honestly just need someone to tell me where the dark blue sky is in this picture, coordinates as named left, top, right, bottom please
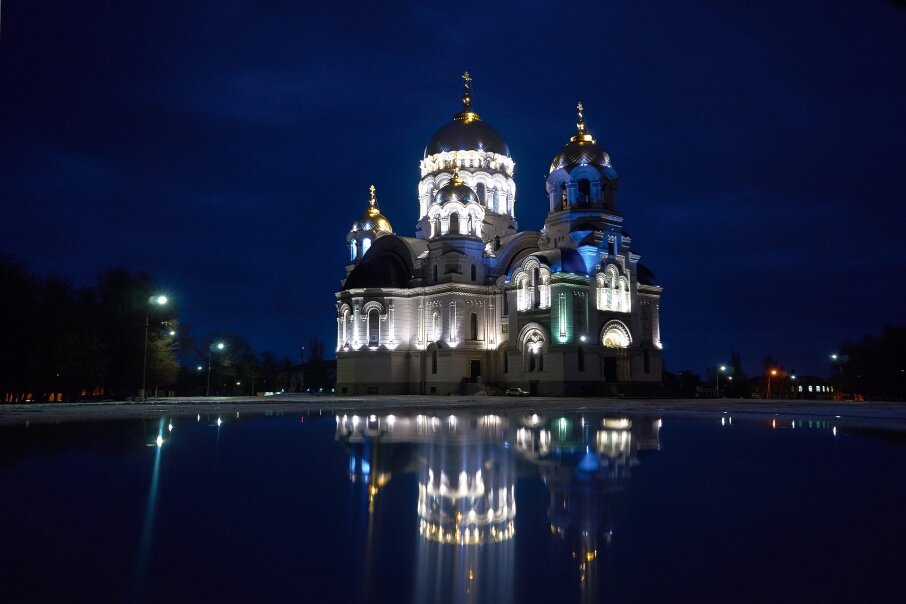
left=1, top=1, right=904, bottom=377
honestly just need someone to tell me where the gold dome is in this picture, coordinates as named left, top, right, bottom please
left=351, top=185, right=393, bottom=234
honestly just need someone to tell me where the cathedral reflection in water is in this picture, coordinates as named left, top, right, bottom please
left=336, top=409, right=661, bottom=602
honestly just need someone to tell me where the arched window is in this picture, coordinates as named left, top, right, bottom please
left=471, top=264, right=476, bottom=281
left=578, top=346, right=585, bottom=372
left=361, top=237, right=371, bottom=255
left=434, top=216, right=442, bottom=238
left=349, top=240, right=357, bottom=262
left=341, top=309, right=349, bottom=343
left=432, top=311, right=440, bottom=341
left=470, top=312, right=478, bottom=340
left=449, top=213, right=460, bottom=235
left=532, top=268, right=541, bottom=308
left=476, top=182, right=486, bottom=205
left=503, top=349, right=509, bottom=373
left=368, top=309, right=379, bottom=345
left=578, top=179, right=591, bottom=204
left=601, top=321, right=631, bottom=349
left=431, top=350, right=438, bottom=374
left=560, top=184, right=567, bottom=210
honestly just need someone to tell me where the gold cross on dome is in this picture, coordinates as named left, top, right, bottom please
left=369, top=184, right=376, bottom=205
left=463, top=71, right=471, bottom=87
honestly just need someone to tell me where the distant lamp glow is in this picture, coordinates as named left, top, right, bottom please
left=197, top=365, right=203, bottom=371
left=217, top=342, right=225, bottom=351
left=770, top=369, right=777, bottom=376
left=155, top=435, right=163, bottom=447
left=217, top=417, right=222, bottom=427
left=154, top=295, right=168, bottom=306
left=169, top=330, right=176, bottom=336
left=168, top=422, right=173, bottom=432
left=830, top=353, right=838, bottom=360
left=719, top=365, right=726, bottom=372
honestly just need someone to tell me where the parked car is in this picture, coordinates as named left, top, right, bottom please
left=506, top=387, right=529, bottom=397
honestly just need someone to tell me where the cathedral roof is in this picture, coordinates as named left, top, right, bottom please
left=433, top=167, right=479, bottom=205
left=351, top=185, right=393, bottom=234
left=549, top=103, right=612, bottom=174
left=532, top=247, right=589, bottom=276
left=637, top=263, right=658, bottom=286
left=424, top=72, right=510, bottom=158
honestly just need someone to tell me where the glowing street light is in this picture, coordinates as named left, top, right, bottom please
left=206, top=341, right=227, bottom=396
left=767, top=368, right=778, bottom=399
left=715, top=365, right=727, bottom=398
left=142, top=295, right=169, bottom=401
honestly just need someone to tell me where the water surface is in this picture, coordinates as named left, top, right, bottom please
left=1, top=409, right=904, bottom=603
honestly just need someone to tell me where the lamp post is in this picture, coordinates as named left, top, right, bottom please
left=767, top=369, right=778, bottom=399
left=142, top=295, right=168, bottom=401
left=716, top=365, right=726, bottom=398
left=830, top=353, right=843, bottom=397
left=207, top=341, right=226, bottom=396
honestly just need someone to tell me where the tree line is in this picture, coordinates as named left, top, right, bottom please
left=0, top=255, right=326, bottom=402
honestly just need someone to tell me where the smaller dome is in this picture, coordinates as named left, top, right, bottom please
left=549, top=102, right=613, bottom=173
left=433, top=168, right=478, bottom=205
left=550, top=140, right=611, bottom=173
left=351, top=185, right=393, bottom=234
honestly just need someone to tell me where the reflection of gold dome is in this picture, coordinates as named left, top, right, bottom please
left=351, top=185, right=393, bottom=234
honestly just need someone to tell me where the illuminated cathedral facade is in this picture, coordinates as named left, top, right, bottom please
left=335, top=74, right=663, bottom=396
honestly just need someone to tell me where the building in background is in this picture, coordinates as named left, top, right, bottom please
left=335, top=74, right=663, bottom=395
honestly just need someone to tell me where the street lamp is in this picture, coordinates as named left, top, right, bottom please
left=207, top=341, right=226, bottom=396
left=716, top=365, right=727, bottom=398
left=767, top=369, right=778, bottom=399
left=142, top=295, right=168, bottom=401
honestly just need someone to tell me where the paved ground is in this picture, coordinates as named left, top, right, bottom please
left=2, top=394, right=905, bottom=430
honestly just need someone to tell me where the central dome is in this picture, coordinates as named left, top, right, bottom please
left=424, top=72, right=510, bottom=158
left=425, top=119, right=510, bottom=158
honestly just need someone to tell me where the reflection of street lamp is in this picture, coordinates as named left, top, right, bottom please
left=716, top=365, right=727, bottom=398
left=142, top=295, right=168, bottom=401
left=206, top=341, right=226, bottom=396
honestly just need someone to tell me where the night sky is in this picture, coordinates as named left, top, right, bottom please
left=1, top=1, right=904, bottom=377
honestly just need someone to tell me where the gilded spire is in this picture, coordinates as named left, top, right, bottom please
left=352, top=183, right=392, bottom=234
left=451, top=165, right=464, bottom=186
left=462, top=71, right=472, bottom=109
left=571, top=101, right=596, bottom=143
left=454, top=71, right=481, bottom=122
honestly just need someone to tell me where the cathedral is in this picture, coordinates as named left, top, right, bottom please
left=335, top=74, right=663, bottom=396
